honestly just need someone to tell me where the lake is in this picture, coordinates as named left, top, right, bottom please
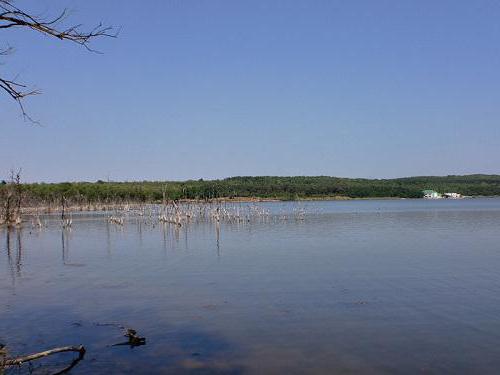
left=2, top=199, right=500, bottom=374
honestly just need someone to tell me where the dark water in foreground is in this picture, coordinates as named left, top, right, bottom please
left=2, top=199, right=500, bottom=374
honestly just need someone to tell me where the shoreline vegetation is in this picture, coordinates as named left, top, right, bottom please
left=2, top=174, right=500, bottom=223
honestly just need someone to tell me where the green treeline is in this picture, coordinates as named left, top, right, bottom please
left=3, top=174, right=500, bottom=205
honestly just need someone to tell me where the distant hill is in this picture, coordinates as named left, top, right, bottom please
left=11, top=174, right=500, bottom=205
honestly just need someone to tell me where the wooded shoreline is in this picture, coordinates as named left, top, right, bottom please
left=2, top=174, right=500, bottom=222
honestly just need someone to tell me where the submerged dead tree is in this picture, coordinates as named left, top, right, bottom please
left=0, top=169, right=23, bottom=226
left=0, top=0, right=117, bottom=120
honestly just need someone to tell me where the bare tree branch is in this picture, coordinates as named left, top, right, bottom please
left=0, top=0, right=117, bottom=122
left=0, top=76, right=40, bottom=122
left=0, top=1, right=117, bottom=50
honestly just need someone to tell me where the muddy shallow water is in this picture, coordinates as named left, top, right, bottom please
left=2, top=199, right=500, bottom=374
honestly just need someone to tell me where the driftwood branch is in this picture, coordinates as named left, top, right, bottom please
left=2, top=345, right=85, bottom=366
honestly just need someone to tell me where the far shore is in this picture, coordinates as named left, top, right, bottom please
left=15, top=195, right=493, bottom=217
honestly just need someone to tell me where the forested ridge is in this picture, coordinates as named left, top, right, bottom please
left=3, top=174, right=500, bottom=205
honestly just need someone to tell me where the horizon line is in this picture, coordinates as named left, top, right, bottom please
left=13, top=173, right=500, bottom=184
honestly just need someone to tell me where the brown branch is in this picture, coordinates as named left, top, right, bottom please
left=2, top=345, right=85, bottom=366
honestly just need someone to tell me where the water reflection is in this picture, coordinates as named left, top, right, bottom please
left=106, top=220, right=112, bottom=257
left=161, top=222, right=167, bottom=254
left=15, top=229, right=22, bottom=276
left=216, top=221, right=221, bottom=257
left=61, top=228, right=85, bottom=267
left=4, top=228, right=23, bottom=286
left=61, top=228, right=70, bottom=264
left=3, top=200, right=500, bottom=373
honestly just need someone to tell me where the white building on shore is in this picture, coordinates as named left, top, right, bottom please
left=444, top=192, right=462, bottom=199
left=422, top=190, right=442, bottom=199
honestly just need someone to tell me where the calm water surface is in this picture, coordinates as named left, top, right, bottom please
left=2, top=199, right=500, bottom=374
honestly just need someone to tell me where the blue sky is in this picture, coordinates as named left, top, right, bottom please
left=1, top=0, right=499, bottom=182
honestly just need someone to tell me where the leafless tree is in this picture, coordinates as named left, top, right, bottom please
left=0, top=0, right=117, bottom=121
left=0, top=168, right=22, bottom=226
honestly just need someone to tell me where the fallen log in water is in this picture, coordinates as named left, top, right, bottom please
left=2, top=345, right=85, bottom=367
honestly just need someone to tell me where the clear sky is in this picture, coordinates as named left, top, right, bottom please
left=1, top=0, right=499, bottom=182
